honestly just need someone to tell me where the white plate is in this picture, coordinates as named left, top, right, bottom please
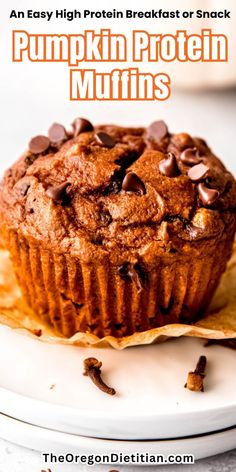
left=0, top=413, right=235, bottom=463
left=0, top=325, right=235, bottom=440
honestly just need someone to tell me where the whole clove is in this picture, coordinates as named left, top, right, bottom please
left=184, top=355, right=207, bottom=392
left=83, top=357, right=116, bottom=395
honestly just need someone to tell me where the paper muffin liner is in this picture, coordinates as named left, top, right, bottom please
left=0, top=230, right=235, bottom=349
left=5, top=228, right=233, bottom=338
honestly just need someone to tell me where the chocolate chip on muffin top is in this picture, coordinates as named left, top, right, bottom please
left=1, top=118, right=235, bottom=263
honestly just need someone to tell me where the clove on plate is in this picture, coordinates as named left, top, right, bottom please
left=185, top=355, right=207, bottom=392
left=83, top=357, right=116, bottom=395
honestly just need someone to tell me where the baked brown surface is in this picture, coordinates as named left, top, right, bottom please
left=0, top=119, right=236, bottom=337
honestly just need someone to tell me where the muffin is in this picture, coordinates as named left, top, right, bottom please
left=0, top=118, right=235, bottom=338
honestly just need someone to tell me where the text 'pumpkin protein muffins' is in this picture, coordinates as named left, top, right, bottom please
left=0, top=118, right=235, bottom=338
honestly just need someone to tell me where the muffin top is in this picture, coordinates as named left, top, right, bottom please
left=1, top=118, right=236, bottom=263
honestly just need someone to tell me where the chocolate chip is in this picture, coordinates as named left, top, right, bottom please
left=95, top=132, right=115, bottom=148
left=19, top=182, right=30, bottom=196
left=48, top=123, right=67, bottom=144
left=28, top=136, right=50, bottom=154
left=122, top=172, right=146, bottom=195
left=133, top=263, right=147, bottom=290
left=118, top=262, right=146, bottom=290
left=188, top=163, right=209, bottom=182
left=46, top=182, right=70, bottom=202
left=180, top=147, right=202, bottom=166
left=147, top=120, right=168, bottom=141
left=159, top=153, right=180, bottom=177
left=118, top=262, right=131, bottom=279
left=72, top=117, right=94, bottom=137
left=197, top=182, right=220, bottom=206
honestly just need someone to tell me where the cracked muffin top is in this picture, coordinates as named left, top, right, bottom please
left=1, top=118, right=236, bottom=264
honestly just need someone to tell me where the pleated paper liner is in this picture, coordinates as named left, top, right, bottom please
left=0, top=243, right=235, bottom=350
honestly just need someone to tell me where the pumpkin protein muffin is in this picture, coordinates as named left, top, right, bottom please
left=0, top=118, right=235, bottom=338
